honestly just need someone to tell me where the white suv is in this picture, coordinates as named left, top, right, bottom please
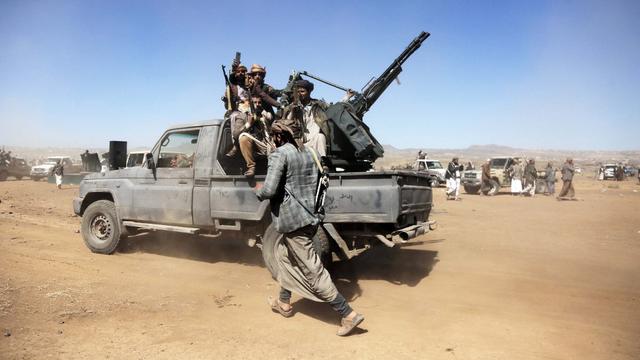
left=30, top=156, right=72, bottom=181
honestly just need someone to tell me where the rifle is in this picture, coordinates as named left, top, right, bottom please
left=221, top=65, right=233, bottom=111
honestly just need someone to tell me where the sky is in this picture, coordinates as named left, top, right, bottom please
left=1, top=0, right=639, bottom=151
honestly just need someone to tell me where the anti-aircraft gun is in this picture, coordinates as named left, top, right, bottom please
left=282, top=31, right=430, bottom=171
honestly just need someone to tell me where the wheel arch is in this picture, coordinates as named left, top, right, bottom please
left=80, top=191, right=115, bottom=216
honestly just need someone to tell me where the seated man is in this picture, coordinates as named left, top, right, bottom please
left=236, top=95, right=274, bottom=176
left=279, top=80, right=329, bottom=156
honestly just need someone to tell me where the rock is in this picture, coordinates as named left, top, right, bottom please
left=3, top=329, right=10, bottom=337
left=74, top=230, right=80, bottom=234
left=57, top=330, right=63, bottom=335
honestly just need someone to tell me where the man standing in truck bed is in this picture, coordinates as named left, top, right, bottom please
left=255, top=122, right=364, bottom=336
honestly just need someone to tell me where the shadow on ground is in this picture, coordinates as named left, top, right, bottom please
left=290, top=244, right=439, bottom=327
left=120, top=231, right=440, bottom=326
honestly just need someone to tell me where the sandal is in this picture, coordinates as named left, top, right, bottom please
left=337, top=313, right=365, bottom=336
left=268, top=296, right=293, bottom=318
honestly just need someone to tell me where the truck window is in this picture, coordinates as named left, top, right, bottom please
left=157, top=130, right=199, bottom=168
left=418, top=162, right=426, bottom=170
left=426, top=161, right=442, bottom=169
left=490, top=158, right=507, bottom=169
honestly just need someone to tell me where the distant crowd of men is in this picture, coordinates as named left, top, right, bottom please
left=444, top=157, right=578, bottom=200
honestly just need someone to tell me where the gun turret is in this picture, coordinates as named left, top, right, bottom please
left=277, top=32, right=430, bottom=172
left=325, top=31, right=429, bottom=171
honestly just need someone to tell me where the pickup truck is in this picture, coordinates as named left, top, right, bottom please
left=74, top=31, right=436, bottom=262
left=73, top=119, right=436, bottom=262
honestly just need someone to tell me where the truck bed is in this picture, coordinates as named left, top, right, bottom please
left=206, top=170, right=432, bottom=226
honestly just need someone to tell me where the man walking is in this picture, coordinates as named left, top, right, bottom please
left=557, top=158, right=576, bottom=200
left=52, top=160, right=64, bottom=189
left=545, top=162, right=556, bottom=195
left=445, top=157, right=460, bottom=200
left=480, top=159, right=493, bottom=195
left=255, top=123, right=364, bottom=336
left=523, top=159, right=538, bottom=197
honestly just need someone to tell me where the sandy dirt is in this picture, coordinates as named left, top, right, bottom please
left=1, top=176, right=639, bottom=359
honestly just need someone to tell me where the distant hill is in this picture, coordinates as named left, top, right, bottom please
left=1, top=144, right=638, bottom=169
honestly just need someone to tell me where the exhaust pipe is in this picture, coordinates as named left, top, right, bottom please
left=376, top=221, right=437, bottom=247
left=391, top=223, right=427, bottom=243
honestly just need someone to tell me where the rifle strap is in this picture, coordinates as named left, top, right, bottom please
left=282, top=147, right=326, bottom=220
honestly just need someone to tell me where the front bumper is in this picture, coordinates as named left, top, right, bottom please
left=461, top=178, right=481, bottom=186
left=73, top=197, right=83, bottom=215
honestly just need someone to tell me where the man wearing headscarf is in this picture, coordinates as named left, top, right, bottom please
left=445, top=157, right=460, bottom=200
left=508, top=159, right=524, bottom=195
left=557, top=158, right=576, bottom=200
left=255, top=122, right=364, bottom=336
left=222, top=63, right=249, bottom=113
left=523, top=159, right=538, bottom=196
left=279, top=79, right=330, bottom=156
left=246, top=64, right=282, bottom=117
left=545, top=162, right=557, bottom=195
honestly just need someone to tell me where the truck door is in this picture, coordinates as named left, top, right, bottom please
left=132, top=129, right=199, bottom=225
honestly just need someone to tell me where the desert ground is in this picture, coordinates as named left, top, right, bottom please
left=1, top=176, right=639, bottom=359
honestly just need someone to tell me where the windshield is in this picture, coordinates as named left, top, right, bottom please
left=426, top=161, right=443, bottom=169
left=490, top=158, right=507, bottom=169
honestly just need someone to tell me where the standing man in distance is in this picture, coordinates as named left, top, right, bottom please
left=255, top=123, right=364, bottom=336
left=480, top=159, right=493, bottom=196
left=52, top=160, right=64, bottom=190
left=557, top=158, right=576, bottom=200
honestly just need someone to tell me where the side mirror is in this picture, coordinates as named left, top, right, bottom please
left=147, top=157, right=157, bottom=180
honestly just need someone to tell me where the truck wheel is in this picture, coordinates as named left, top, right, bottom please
left=0, top=171, right=7, bottom=181
left=482, top=180, right=500, bottom=196
left=464, top=185, right=480, bottom=194
left=429, top=178, right=439, bottom=188
left=81, top=200, right=122, bottom=254
left=15, top=176, right=23, bottom=180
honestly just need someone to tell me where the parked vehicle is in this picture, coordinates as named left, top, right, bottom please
left=0, top=157, right=31, bottom=181
left=461, top=157, right=522, bottom=195
left=30, top=156, right=74, bottom=181
left=413, top=159, right=446, bottom=187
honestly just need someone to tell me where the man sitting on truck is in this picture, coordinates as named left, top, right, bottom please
left=255, top=122, right=364, bottom=337
left=279, top=80, right=330, bottom=156
left=237, top=95, right=275, bottom=176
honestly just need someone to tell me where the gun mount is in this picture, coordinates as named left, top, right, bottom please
left=293, top=31, right=430, bottom=171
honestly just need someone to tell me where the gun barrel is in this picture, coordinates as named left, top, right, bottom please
left=353, top=31, right=430, bottom=117
left=301, top=71, right=352, bottom=93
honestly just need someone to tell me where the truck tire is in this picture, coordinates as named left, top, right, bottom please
left=481, top=179, right=500, bottom=196
left=81, top=200, right=122, bottom=254
left=15, top=175, right=23, bottom=180
left=0, top=171, right=7, bottom=181
left=464, top=185, right=480, bottom=194
left=429, top=178, right=439, bottom=188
